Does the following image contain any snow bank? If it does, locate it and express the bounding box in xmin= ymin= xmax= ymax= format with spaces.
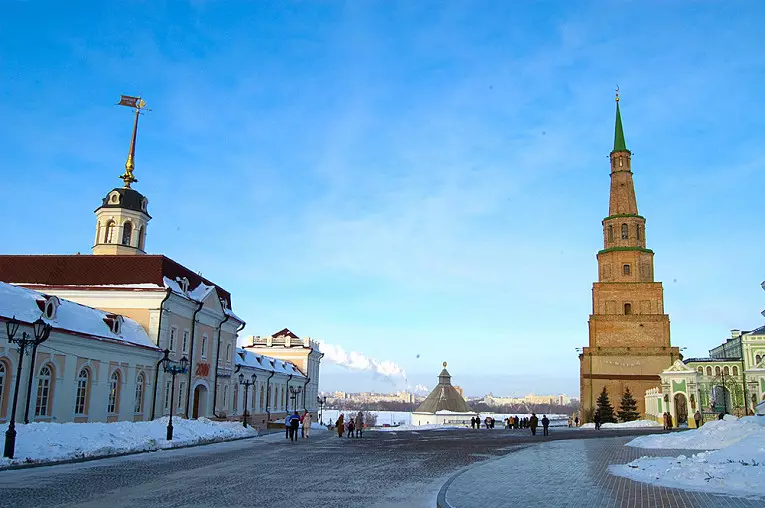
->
xmin=371 ymin=423 xmax=466 ymax=432
xmin=611 ymin=416 xmax=765 ymax=498
xmin=579 ymin=420 xmax=661 ymax=430
xmin=0 ymin=417 xmax=258 ymax=467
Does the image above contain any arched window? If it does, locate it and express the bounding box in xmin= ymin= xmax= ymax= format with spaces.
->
xmin=636 ymin=225 xmax=642 ymax=241
xmin=226 ymin=343 xmax=231 ymax=363
xmin=607 ymin=225 xmax=614 ymax=242
xmin=137 ymin=227 xmax=145 ymax=251
xmin=233 ymin=385 xmax=238 ymax=411
xmin=624 ymin=303 xmax=632 ymax=315
xmin=74 ymin=368 xmax=90 ymax=415
xmin=623 ymin=264 xmax=631 ymax=276
xmin=122 ymin=222 xmax=132 ymax=246
xmin=732 ymin=366 xmax=739 ymax=376
xmin=104 ymin=220 xmax=117 ymax=244
xmin=621 ymin=223 xmax=629 ymax=240
xmin=35 ymin=365 xmax=53 ymax=417
xmin=706 ymin=366 xmax=712 ymax=376
xmin=723 ymin=366 xmax=730 ymax=376
xmin=757 ymin=354 xmax=762 ymax=365
xmin=697 ymin=367 xmax=703 ymax=374
xmin=715 ymin=366 xmax=721 ymax=376
xmin=134 ymin=373 xmax=145 ymax=413
xmin=0 ymin=362 xmax=5 ymax=417
xmin=108 ymin=371 xmax=121 ymax=414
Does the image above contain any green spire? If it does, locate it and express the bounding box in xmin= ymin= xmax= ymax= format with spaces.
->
xmin=613 ymin=98 xmax=628 ymax=153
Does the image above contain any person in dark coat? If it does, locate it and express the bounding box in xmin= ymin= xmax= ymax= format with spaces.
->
xmin=336 ymin=414 xmax=345 ymax=438
xmin=529 ymin=413 xmax=539 ymax=436
xmin=594 ymin=412 xmax=601 ymax=430
xmin=541 ymin=415 xmax=550 ymax=436
xmin=694 ymin=410 xmax=702 ymax=428
xmin=470 ymin=417 xmax=476 ymax=429
xmin=289 ymin=411 xmax=300 ymax=442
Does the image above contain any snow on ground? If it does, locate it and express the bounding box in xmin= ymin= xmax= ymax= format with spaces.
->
xmin=579 ymin=420 xmax=661 ymax=430
xmin=371 ymin=423 xmax=466 ymax=432
xmin=610 ymin=415 xmax=765 ymax=498
xmin=0 ymin=417 xmax=258 ymax=467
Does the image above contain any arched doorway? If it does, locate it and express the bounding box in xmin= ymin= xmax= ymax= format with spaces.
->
xmin=674 ymin=393 xmax=688 ymax=425
xmin=192 ymin=384 xmax=208 ymax=419
xmin=710 ymin=385 xmax=731 ymax=413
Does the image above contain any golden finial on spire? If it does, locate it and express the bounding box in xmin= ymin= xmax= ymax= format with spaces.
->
xmin=443 ymin=361 xmax=447 ymax=368
xmin=615 ymin=85 xmax=620 ymax=103
xmin=117 ymin=95 xmax=149 ymax=188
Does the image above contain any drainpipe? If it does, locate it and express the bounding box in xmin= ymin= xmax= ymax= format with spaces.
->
xmin=185 ymin=300 xmax=204 ymax=417
xmin=211 ymin=312 xmax=231 ymax=419
xmin=303 ymin=376 xmax=310 ymax=412
xmin=286 ymin=374 xmax=293 ymax=413
xmin=23 ymin=341 xmax=40 ymax=424
xmin=265 ymin=371 xmax=275 ymax=421
xmin=150 ymin=288 xmax=172 ymax=420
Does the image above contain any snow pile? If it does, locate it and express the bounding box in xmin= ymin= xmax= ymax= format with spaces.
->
xmin=611 ymin=416 xmax=765 ymax=498
xmin=580 ymin=420 xmax=661 ymax=430
xmin=371 ymin=423 xmax=466 ymax=432
xmin=0 ymin=417 xmax=257 ymax=467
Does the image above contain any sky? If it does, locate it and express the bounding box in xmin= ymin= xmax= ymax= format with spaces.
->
xmin=2 ymin=1 xmax=765 ymax=398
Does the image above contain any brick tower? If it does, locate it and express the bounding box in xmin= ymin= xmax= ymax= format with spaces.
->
xmin=579 ymin=94 xmax=679 ymax=419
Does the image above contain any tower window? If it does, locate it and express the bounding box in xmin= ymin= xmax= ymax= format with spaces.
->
xmin=607 ymin=225 xmax=613 ymax=242
xmin=623 ymin=264 xmax=631 ymax=276
xmin=122 ymin=222 xmax=132 ymax=246
xmin=624 ymin=303 xmax=632 ymax=315
xmin=621 ymin=223 xmax=628 ymax=240
xmin=104 ymin=220 xmax=117 ymax=244
xmin=636 ymin=225 xmax=642 ymax=241
xmin=137 ymin=227 xmax=145 ymax=250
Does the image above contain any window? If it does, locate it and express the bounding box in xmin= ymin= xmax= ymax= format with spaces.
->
xmin=723 ymin=366 xmax=730 ymax=376
xmin=108 ymin=371 xmax=121 ymax=414
xmin=0 ymin=363 xmax=5 ymax=416
xmin=122 ymin=222 xmax=132 ymax=246
xmin=636 ymin=224 xmax=642 ymax=241
xmin=697 ymin=367 xmax=703 ymax=374
xmin=608 ymin=225 xmax=613 ymax=242
xmin=226 ymin=343 xmax=231 ymax=363
xmin=715 ymin=366 xmax=721 ymax=376
xmin=706 ymin=366 xmax=712 ymax=376
xmin=134 ymin=373 xmax=145 ymax=413
xmin=623 ymin=264 xmax=631 ymax=276
xmin=624 ymin=303 xmax=632 ymax=315
xmin=201 ymin=335 xmax=208 ymax=359
xmin=732 ymin=366 xmax=738 ymax=376
xmin=182 ymin=330 xmax=189 ymax=353
xmin=222 ymin=385 xmax=228 ymax=407
xmin=104 ymin=220 xmax=117 ymax=243
xmin=260 ymin=386 xmax=265 ymax=409
xmin=621 ymin=223 xmax=628 ymax=240
xmin=74 ymin=368 xmax=90 ymax=415
xmin=178 ymin=381 xmax=186 ymax=410
xmin=757 ymin=354 xmax=762 ymax=365
xmin=137 ymin=227 xmax=145 ymax=251
xmin=169 ymin=327 xmax=177 ymax=351
xmin=35 ymin=365 xmax=52 ymax=417
xmin=233 ymin=385 xmax=238 ymax=411
xmin=164 ymin=380 xmax=171 ymax=410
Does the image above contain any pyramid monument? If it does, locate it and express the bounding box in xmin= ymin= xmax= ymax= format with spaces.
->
xmin=411 ymin=363 xmax=477 ymax=426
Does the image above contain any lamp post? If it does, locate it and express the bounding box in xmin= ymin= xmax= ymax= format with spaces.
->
xmin=162 ymin=352 xmax=189 ymax=441
xmin=238 ymin=372 xmax=256 ymax=428
xmin=317 ymin=396 xmax=327 ymax=424
xmin=289 ymin=386 xmax=302 ymax=413
xmin=4 ymin=316 xmax=52 ymax=459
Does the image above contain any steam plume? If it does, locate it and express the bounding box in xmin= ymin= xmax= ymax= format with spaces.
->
xmin=318 ymin=341 xmax=407 ymax=380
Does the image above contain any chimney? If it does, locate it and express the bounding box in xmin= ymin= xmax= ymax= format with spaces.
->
xmin=731 ymin=329 xmax=741 ymax=339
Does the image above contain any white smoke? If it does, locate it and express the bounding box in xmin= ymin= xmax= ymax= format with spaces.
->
xmin=318 ymin=341 xmax=407 ymax=381
xmin=413 ymin=384 xmax=430 ymax=394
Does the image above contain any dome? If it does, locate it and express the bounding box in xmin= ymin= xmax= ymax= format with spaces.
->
xmin=96 ymin=188 xmax=151 ymax=218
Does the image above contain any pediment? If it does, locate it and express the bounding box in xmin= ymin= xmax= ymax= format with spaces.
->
xmin=664 ymin=359 xmax=695 ymax=373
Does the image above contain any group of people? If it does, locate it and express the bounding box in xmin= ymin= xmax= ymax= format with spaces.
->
xmin=470 ymin=414 xmax=551 ymax=436
xmin=335 ymin=412 xmax=365 ymax=439
xmin=284 ymin=410 xmax=312 ymax=442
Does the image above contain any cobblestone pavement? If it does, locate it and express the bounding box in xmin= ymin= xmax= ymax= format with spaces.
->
xmin=441 ymin=436 xmax=765 ymax=508
xmin=0 ymin=427 xmax=747 ymax=508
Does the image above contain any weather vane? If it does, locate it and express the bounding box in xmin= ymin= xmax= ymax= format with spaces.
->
xmin=443 ymin=361 xmax=447 ymax=368
xmin=117 ymin=95 xmax=150 ymax=188
xmin=615 ymin=85 xmax=620 ymax=103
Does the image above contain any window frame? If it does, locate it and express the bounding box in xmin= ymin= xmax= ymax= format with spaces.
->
xmin=621 ymin=223 xmax=629 ymax=240
xmin=169 ymin=327 xmax=177 ymax=352
xmin=74 ymin=367 xmax=90 ymax=416
xmin=623 ymin=264 xmax=631 ymax=276
xmin=35 ymin=365 xmax=53 ymax=417
xmin=182 ymin=330 xmax=189 ymax=354
xmin=201 ymin=334 xmax=208 ymax=359
xmin=134 ymin=373 xmax=145 ymax=414
xmin=107 ymin=370 xmax=121 ymax=415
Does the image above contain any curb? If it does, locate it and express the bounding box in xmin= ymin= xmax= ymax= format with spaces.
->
xmin=436 ymin=445 xmax=531 ymax=508
xmin=0 ymin=433 xmax=259 ymax=472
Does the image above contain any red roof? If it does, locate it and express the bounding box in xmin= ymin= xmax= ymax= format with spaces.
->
xmin=271 ymin=328 xmax=299 ymax=339
xmin=0 ymin=255 xmax=232 ymax=308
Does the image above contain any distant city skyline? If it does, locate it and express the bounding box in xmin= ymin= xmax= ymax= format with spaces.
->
xmin=3 ymin=2 xmax=765 ymax=396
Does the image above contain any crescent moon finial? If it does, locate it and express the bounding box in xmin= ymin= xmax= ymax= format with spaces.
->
xmin=615 ymin=85 xmax=620 ymax=102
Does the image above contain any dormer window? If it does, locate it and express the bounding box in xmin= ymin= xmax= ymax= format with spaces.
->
xmin=176 ymin=277 xmax=190 ymax=294
xmin=103 ymin=314 xmax=124 ymax=335
xmin=37 ymin=295 xmax=60 ymax=320
xmin=109 ymin=192 xmax=121 ymax=204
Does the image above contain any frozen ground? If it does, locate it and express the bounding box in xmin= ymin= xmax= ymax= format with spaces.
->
xmin=0 ymin=417 xmax=257 ymax=467
xmin=610 ymin=415 xmax=765 ymax=498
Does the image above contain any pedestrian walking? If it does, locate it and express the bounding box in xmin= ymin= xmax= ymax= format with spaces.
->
xmin=667 ymin=412 xmax=673 ymax=430
xmin=694 ymin=410 xmax=701 ymax=428
xmin=289 ymin=411 xmax=300 ymax=442
xmin=346 ymin=418 xmax=355 ymax=438
xmin=336 ymin=414 xmax=345 ymax=438
xmin=470 ymin=417 xmax=476 ymax=429
xmin=529 ymin=413 xmax=539 ymax=436
xmin=542 ymin=415 xmax=550 ymax=436
xmin=303 ymin=411 xmax=312 ymax=439
xmin=594 ymin=412 xmax=601 ymax=430
xmin=574 ymin=416 xmax=579 ymax=427
xmin=285 ymin=413 xmax=292 ymax=440
xmin=355 ymin=412 xmax=364 ymax=438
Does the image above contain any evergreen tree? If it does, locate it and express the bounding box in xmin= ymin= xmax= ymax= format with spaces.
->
xmin=618 ymin=387 xmax=640 ymax=422
xmin=596 ymin=386 xmax=617 ymax=423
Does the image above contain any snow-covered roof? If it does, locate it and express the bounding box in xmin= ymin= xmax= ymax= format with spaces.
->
xmin=0 ymin=282 xmax=157 ymax=350
xmin=235 ymin=348 xmax=305 ymax=378
xmin=162 ymin=277 xmax=245 ymax=324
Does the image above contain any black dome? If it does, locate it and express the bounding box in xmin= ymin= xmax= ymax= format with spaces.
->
xmin=96 ymin=188 xmax=151 ymax=218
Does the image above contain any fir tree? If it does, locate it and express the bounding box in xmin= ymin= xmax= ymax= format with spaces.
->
xmin=596 ymin=386 xmax=617 ymax=423
xmin=618 ymin=387 xmax=640 ymax=422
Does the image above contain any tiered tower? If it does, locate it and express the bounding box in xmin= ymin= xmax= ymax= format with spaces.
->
xmin=579 ymin=94 xmax=679 ymax=418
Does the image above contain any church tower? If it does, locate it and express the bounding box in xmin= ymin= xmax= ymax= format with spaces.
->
xmin=92 ymin=96 xmax=151 ymax=255
xmin=579 ymin=93 xmax=679 ymax=418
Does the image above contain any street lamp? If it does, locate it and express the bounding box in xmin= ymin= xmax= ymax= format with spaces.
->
xmin=238 ymin=372 xmax=256 ymax=428
xmin=4 ymin=316 xmax=52 ymax=458
xmin=289 ymin=386 xmax=302 ymax=413
xmin=162 ymin=353 xmax=189 ymax=441
xmin=317 ymin=395 xmax=327 ymax=424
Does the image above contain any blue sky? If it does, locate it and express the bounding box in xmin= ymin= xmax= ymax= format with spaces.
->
xmin=2 ymin=1 xmax=764 ymax=397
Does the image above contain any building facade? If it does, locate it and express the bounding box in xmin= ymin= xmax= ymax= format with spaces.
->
xmin=579 ymin=96 xmax=679 ymax=420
